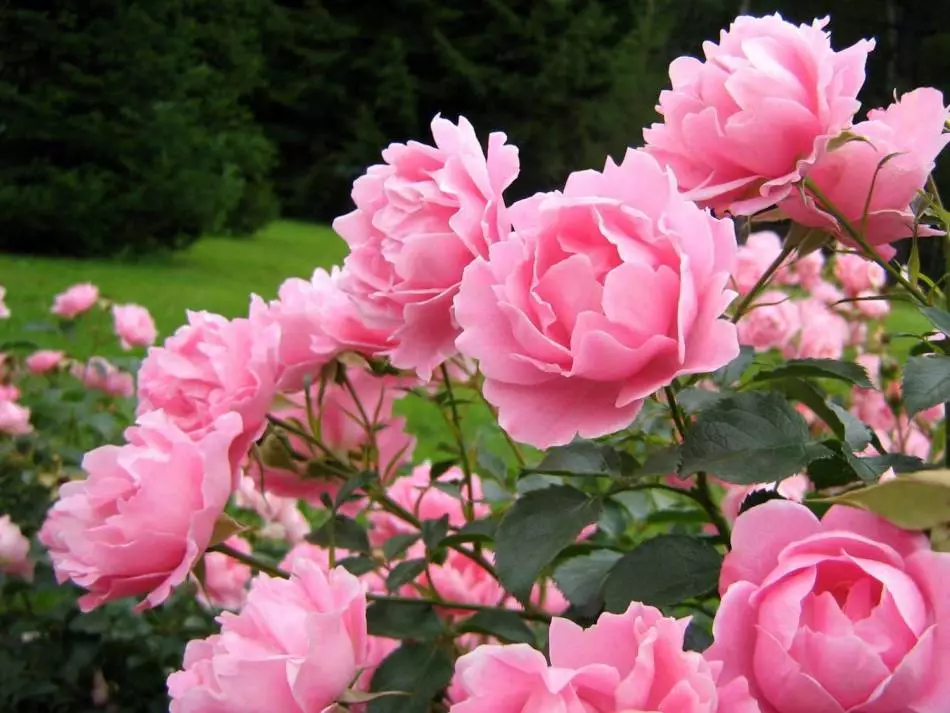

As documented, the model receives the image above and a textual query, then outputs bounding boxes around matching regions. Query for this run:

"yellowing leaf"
[819,469,950,531]
[209,512,247,547]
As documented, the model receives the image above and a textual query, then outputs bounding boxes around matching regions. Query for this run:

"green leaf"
[458,610,536,645]
[307,515,371,554]
[552,550,623,608]
[440,518,498,547]
[902,355,950,416]
[784,223,833,255]
[764,377,864,447]
[684,622,714,652]
[476,448,507,481]
[368,643,454,713]
[711,345,755,386]
[259,433,296,470]
[603,535,722,611]
[335,471,378,507]
[629,445,682,478]
[366,600,444,641]
[382,533,421,561]
[752,358,872,388]
[676,389,727,414]
[338,556,378,576]
[421,516,450,552]
[818,469,950,530]
[429,459,457,479]
[209,513,246,547]
[386,559,427,592]
[534,440,623,477]
[495,485,602,601]
[680,392,829,484]
[920,306,950,336]
[826,402,873,451]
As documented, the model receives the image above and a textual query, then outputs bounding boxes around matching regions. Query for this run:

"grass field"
[0,220,348,356]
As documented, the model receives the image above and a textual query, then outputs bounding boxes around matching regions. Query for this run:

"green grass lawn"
[0,221,348,356]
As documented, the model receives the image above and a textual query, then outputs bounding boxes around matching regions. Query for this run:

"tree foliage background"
[0,0,947,260]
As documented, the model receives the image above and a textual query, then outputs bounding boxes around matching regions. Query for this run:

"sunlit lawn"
[0,220,347,356]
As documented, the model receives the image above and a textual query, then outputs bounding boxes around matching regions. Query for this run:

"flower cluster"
[12,9,950,713]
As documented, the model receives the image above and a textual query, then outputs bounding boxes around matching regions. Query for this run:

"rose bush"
[6,10,950,713]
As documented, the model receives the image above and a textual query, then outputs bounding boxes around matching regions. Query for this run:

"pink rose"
[368,462,489,546]
[854,290,891,319]
[256,371,415,506]
[196,536,251,611]
[0,514,34,581]
[167,561,368,713]
[335,115,520,379]
[280,542,386,595]
[785,249,825,289]
[137,311,279,470]
[455,149,739,448]
[719,474,811,523]
[71,357,135,398]
[781,88,950,259]
[792,300,849,359]
[833,251,886,296]
[644,14,873,215]
[51,282,99,318]
[249,267,393,391]
[234,476,311,544]
[916,403,943,429]
[410,545,506,618]
[851,388,897,434]
[26,349,65,374]
[732,231,786,294]
[709,500,950,713]
[112,303,158,350]
[0,400,32,435]
[0,384,20,402]
[894,419,932,461]
[856,354,882,387]
[737,291,800,352]
[39,410,242,611]
[451,602,759,712]
[0,286,9,319]
[810,278,846,307]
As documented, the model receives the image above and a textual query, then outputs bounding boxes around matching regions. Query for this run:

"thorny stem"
[664,385,689,442]
[730,242,795,323]
[212,544,550,622]
[803,178,931,306]
[439,364,476,520]
[339,370,380,473]
[693,473,731,548]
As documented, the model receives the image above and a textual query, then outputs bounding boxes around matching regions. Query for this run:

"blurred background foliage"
[1,0,947,261]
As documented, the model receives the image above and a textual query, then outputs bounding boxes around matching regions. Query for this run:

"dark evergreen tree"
[0,0,276,257]
[258,0,705,221]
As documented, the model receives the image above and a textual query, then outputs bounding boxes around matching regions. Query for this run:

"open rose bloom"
[335,114,519,379]
[781,88,950,258]
[451,603,759,712]
[709,501,950,712]
[40,410,242,611]
[454,148,739,448]
[51,282,100,319]
[644,14,874,215]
